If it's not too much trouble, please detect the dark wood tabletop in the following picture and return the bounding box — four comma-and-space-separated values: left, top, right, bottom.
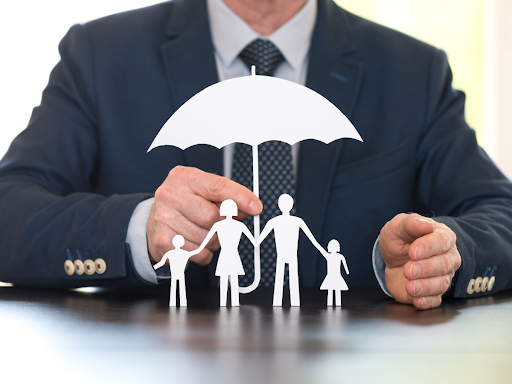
1, 284, 511, 384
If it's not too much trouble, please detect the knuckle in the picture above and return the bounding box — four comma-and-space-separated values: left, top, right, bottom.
202, 207, 219, 228
196, 249, 212, 265
207, 176, 229, 198
168, 165, 188, 180
153, 208, 172, 226
154, 184, 175, 204
454, 250, 462, 269
442, 254, 451, 274
153, 232, 170, 250
443, 275, 452, 292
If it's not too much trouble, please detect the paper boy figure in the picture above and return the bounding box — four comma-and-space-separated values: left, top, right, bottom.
320, 239, 349, 306
153, 234, 198, 307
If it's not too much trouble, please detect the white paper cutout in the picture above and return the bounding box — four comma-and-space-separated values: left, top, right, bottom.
153, 235, 198, 307
320, 239, 349, 307
194, 199, 257, 306
258, 194, 328, 307
148, 69, 363, 295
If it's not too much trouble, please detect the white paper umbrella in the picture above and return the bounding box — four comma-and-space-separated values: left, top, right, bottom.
148, 68, 363, 293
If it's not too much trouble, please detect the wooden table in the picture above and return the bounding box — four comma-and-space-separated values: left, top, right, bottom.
1, 285, 511, 384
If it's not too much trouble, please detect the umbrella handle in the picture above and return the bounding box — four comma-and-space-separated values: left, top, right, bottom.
239, 215, 260, 294
239, 145, 261, 294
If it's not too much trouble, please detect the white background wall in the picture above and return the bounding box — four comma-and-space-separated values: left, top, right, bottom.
1, 0, 511, 177
485, 0, 512, 179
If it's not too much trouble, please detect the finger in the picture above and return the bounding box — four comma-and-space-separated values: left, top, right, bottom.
403, 252, 459, 280
173, 193, 222, 230
395, 214, 435, 244
156, 174, 223, 230
379, 214, 436, 267
409, 225, 457, 261
186, 247, 214, 266
181, 167, 262, 216
384, 266, 414, 305
150, 201, 215, 247
412, 295, 442, 310
148, 210, 220, 265
405, 275, 452, 297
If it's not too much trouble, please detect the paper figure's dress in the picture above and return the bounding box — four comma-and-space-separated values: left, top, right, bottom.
214, 221, 246, 277
320, 252, 348, 290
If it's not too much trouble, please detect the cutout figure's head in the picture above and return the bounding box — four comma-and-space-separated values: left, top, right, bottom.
328, 239, 340, 253
220, 199, 237, 217
172, 235, 185, 249
278, 194, 294, 214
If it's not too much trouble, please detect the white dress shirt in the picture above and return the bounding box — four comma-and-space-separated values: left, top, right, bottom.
126, 0, 390, 297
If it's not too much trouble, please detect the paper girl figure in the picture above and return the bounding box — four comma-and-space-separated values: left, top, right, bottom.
320, 239, 349, 307
153, 235, 199, 307
195, 199, 257, 307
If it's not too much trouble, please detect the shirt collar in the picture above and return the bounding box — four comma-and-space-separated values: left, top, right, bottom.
207, 0, 317, 70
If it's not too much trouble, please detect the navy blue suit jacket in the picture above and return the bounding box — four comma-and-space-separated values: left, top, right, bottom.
1, 0, 512, 297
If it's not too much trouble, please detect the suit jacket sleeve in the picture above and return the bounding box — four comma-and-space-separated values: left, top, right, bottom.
0, 24, 153, 288
416, 49, 512, 298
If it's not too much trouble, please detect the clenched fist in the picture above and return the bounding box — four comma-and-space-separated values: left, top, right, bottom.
147, 166, 262, 266
379, 213, 461, 310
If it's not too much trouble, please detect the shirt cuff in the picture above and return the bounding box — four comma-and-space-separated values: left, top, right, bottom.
126, 197, 158, 285
372, 236, 392, 298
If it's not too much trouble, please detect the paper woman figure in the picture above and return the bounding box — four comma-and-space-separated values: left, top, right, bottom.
195, 199, 257, 307
153, 235, 199, 307
320, 239, 349, 306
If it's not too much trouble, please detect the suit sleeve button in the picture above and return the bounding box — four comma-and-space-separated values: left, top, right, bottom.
64, 260, 74, 276
84, 260, 95, 275
488, 276, 496, 291
74, 260, 85, 275
481, 277, 489, 292
474, 277, 483, 293
95, 258, 107, 274
466, 279, 475, 295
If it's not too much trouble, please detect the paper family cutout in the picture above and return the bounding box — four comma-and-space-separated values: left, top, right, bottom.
154, 195, 350, 307
149, 67, 360, 307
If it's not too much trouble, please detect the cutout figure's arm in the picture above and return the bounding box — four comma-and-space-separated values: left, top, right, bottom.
186, 249, 201, 258
256, 221, 274, 245
242, 225, 257, 246
299, 219, 328, 256
153, 254, 169, 270
341, 255, 349, 275
193, 223, 218, 255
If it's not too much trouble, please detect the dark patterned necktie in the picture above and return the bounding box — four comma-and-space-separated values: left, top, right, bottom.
233, 39, 295, 287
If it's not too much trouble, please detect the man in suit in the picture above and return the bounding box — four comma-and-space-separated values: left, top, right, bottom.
0, 0, 510, 310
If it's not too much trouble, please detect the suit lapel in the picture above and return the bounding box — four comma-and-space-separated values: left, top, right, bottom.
160, 0, 222, 283
160, 0, 223, 177
297, 0, 364, 285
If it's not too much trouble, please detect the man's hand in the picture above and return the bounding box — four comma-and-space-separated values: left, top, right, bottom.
147, 166, 262, 266
379, 213, 461, 310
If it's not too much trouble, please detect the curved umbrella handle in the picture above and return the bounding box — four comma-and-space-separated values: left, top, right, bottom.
240, 145, 261, 294
238, 231, 261, 293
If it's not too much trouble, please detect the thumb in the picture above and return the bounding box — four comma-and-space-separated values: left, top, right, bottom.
379, 213, 434, 267
395, 214, 435, 243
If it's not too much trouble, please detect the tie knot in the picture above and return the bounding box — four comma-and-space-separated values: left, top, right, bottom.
239, 38, 285, 76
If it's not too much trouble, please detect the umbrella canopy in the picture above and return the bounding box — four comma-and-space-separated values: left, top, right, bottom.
148, 70, 362, 294
148, 72, 362, 152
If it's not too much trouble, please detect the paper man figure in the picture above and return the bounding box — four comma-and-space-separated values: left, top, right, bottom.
153, 235, 198, 307
320, 239, 349, 307
258, 194, 327, 307
195, 199, 257, 307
